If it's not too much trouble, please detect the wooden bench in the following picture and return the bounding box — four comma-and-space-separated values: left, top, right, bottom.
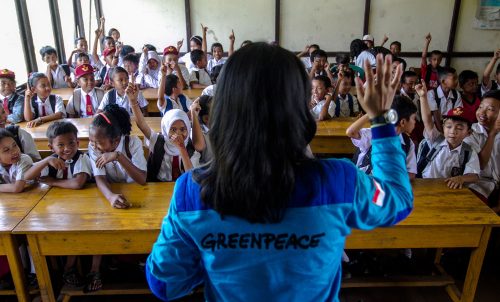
0, 185, 50, 302
11, 180, 500, 302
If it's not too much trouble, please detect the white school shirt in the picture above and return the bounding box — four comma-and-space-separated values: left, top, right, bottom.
17, 128, 41, 161
179, 52, 195, 72
188, 68, 212, 86
50, 65, 68, 89
66, 88, 101, 118
30, 95, 66, 118
207, 57, 226, 74
336, 94, 360, 117
175, 64, 191, 88
89, 135, 147, 183
41, 153, 92, 179
0, 154, 33, 184
421, 126, 480, 179
145, 131, 182, 182
98, 90, 148, 115
202, 84, 216, 97
301, 57, 312, 70
355, 51, 376, 69
400, 89, 422, 121
310, 99, 335, 120
141, 69, 161, 89
464, 123, 500, 197
427, 86, 463, 116
157, 95, 193, 113
351, 128, 417, 174
481, 80, 499, 95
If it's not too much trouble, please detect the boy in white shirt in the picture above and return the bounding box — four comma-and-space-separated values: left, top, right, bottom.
0, 69, 24, 124
66, 64, 105, 118
189, 50, 212, 88
333, 71, 360, 117
309, 75, 336, 121
163, 46, 190, 89
40, 46, 72, 89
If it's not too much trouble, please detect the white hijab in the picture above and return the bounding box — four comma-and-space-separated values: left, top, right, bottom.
160, 109, 191, 156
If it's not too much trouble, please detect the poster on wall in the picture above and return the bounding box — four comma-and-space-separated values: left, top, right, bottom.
474, 0, 500, 29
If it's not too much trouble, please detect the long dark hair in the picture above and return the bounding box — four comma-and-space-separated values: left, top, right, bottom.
91, 104, 132, 139
194, 42, 316, 223
350, 39, 368, 58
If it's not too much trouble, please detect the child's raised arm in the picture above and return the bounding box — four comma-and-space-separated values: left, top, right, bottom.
229, 30, 235, 56
482, 49, 500, 89
189, 98, 206, 152
23, 82, 34, 122
297, 44, 310, 58
477, 115, 500, 169
201, 24, 208, 61
157, 64, 167, 111
421, 33, 431, 67
346, 115, 369, 139
380, 34, 389, 47
128, 80, 152, 140
415, 82, 434, 136
92, 26, 102, 65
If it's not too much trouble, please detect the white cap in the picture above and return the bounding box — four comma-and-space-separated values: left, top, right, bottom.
362, 34, 374, 42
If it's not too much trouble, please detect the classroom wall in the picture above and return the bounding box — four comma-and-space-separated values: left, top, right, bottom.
1, 0, 499, 84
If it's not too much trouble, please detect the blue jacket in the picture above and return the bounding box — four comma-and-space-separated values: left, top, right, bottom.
146, 124, 413, 302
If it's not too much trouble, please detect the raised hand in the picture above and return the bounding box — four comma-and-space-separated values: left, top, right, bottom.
190, 98, 201, 119
177, 39, 184, 51
414, 81, 428, 97
229, 30, 235, 42
425, 33, 432, 44
201, 23, 208, 34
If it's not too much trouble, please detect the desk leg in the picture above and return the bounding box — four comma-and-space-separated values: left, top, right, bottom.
27, 235, 56, 302
2, 235, 29, 302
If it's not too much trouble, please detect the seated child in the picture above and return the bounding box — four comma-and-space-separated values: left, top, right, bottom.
481, 49, 500, 95
70, 52, 101, 85
163, 46, 190, 89
67, 64, 105, 118
400, 71, 424, 145
427, 67, 462, 132
40, 46, 72, 89
350, 39, 376, 69
308, 49, 334, 84
158, 73, 192, 115
189, 50, 212, 88
192, 95, 213, 166
464, 90, 500, 212
0, 129, 33, 193
416, 82, 479, 188
297, 44, 319, 70
420, 33, 444, 90
68, 37, 94, 68
89, 104, 147, 208
333, 71, 360, 117
24, 121, 91, 189
24, 73, 66, 128
92, 24, 118, 89
331, 54, 364, 82
459, 70, 481, 123
207, 29, 235, 74
128, 83, 205, 181
347, 95, 417, 179
309, 75, 339, 121
139, 48, 161, 88
179, 35, 212, 72
117, 44, 135, 67
0, 106, 40, 161
97, 67, 148, 116
202, 64, 222, 97
122, 53, 143, 87
0, 69, 24, 123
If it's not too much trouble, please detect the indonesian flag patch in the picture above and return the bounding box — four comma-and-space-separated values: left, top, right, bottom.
372, 180, 385, 207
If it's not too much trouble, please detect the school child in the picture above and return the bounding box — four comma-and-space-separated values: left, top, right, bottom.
192, 95, 213, 166
188, 50, 212, 88
158, 70, 192, 115
162, 46, 190, 89
350, 39, 376, 69
481, 49, 500, 95
179, 35, 203, 72
308, 50, 334, 84
92, 24, 118, 88
416, 82, 480, 188
40, 46, 72, 89
127, 82, 204, 181
24, 121, 91, 188
122, 53, 143, 87
23, 73, 66, 128
0, 106, 40, 162
0, 69, 24, 123
420, 33, 444, 90
400, 71, 424, 145
333, 71, 360, 117
347, 95, 417, 179
138, 47, 161, 88
0, 129, 33, 192
390, 41, 402, 57
330, 54, 365, 82
68, 37, 94, 68
206, 30, 235, 74
117, 45, 135, 68
97, 67, 148, 116
297, 44, 320, 70
66, 64, 105, 118
427, 67, 462, 132
464, 90, 500, 212
309, 75, 338, 121
458, 70, 481, 123
202, 64, 222, 97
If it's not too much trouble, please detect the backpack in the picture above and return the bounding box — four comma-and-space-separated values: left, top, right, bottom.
164, 95, 189, 114
47, 150, 82, 178
31, 95, 56, 118
194, 69, 214, 85
99, 66, 108, 84
6, 94, 20, 113
5, 124, 23, 153
334, 94, 354, 117
433, 88, 458, 112
61, 64, 71, 77
353, 133, 412, 175
107, 89, 118, 105
70, 88, 105, 117
416, 136, 472, 178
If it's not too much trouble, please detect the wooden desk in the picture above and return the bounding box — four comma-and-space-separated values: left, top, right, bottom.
21, 117, 360, 155
12, 180, 500, 302
51, 88, 203, 113
14, 183, 172, 302
0, 185, 50, 302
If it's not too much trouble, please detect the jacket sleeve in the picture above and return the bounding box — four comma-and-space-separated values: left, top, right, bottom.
146, 176, 203, 301
346, 124, 414, 229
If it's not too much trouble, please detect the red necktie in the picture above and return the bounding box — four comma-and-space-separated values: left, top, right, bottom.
41, 102, 46, 117
62, 167, 68, 180
3, 98, 9, 115
85, 94, 93, 116
172, 155, 180, 181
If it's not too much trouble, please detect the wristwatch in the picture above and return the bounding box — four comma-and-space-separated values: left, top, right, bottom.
370, 109, 398, 125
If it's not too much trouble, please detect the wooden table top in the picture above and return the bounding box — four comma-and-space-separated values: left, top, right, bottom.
0, 184, 50, 233
12, 179, 500, 235
52, 88, 203, 102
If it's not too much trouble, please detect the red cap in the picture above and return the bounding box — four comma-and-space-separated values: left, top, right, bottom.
163, 46, 178, 56
74, 64, 95, 79
103, 47, 116, 57
442, 107, 472, 124
0, 69, 15, 80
